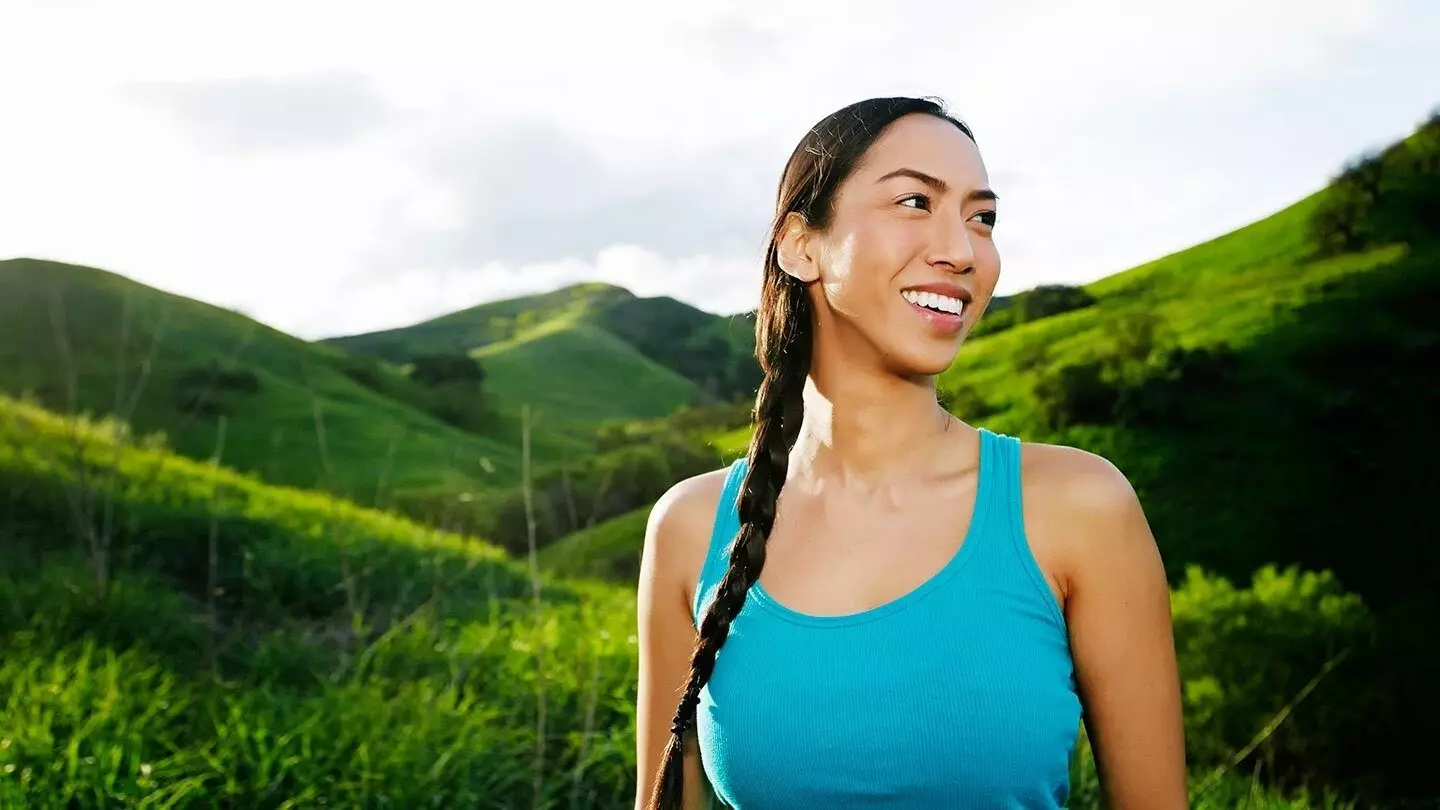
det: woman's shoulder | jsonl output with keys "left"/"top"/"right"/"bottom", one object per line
{"left": 639, "top": 463, "right": 740, "bottom": 618}
{"left": 1013, "top": 439, "right": 1158, "bottom": 598}
{"left": 1017, "top": 440, "right": 1141, "bottom": 518}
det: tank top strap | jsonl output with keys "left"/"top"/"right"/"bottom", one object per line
{"left": 974, "top": 428, "right": 1068, "bottom": 630}
{"left": 693, "top": 457, "right": 748, "bottom": 627}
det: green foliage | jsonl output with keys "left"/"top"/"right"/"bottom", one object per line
{"left": 462, "top": 435, "right": 727, "bottom": 558}
{"left": 1020, "top": 284, "right": 1098, "bottom": 322}
{"left": 408, "top": 351, "right": 486, "bottom": 388}
{"left": 1309, "top": 110, "right": 1439, "bottom": 256}
{"left": 539, "top": 507, "right": 652, "bottom": 583}
{"left": 1030, "top": 359, "right": 1116, "bottom": 429}
{"left": 172, "top": 361, "right": 262, "bottom": 419}
{"left": 967, "top": 286, "right": 1094, "bottom": 339}
{"left": 0, "top": 393, "right": 641, "bottom": 808}
{"left": 592, "top": 399, "right": 752, "bottom": 453}
{"left": 1169, "top": 566, "right": 1374, "bottom": 783}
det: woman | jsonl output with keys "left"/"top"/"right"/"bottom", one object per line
{"left": 634, "top": 96, "right": 1187, "bottom": 809}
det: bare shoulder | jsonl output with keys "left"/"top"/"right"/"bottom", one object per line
{"left": 1017, "top": 441, "right": 1158, "bottom": 601}
{"left": 638, "top": 465, "right": 736, "bottom": 622}
{"left": 1018, "top": 442, "right": 1188, "bottom": 807}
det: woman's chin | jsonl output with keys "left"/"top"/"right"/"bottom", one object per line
{"left": 887, "top": 344, "right": 963, "bottom": 379}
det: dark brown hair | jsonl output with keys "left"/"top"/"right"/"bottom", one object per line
{"left": 645, "top": 96, "right": 976, "bottom": 809}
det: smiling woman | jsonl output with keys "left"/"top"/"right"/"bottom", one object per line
{"left": 634, "top": 96, "right": 1188, "bottom": 810}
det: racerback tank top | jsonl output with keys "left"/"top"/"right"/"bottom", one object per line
{"left": 690, "top": 428, "right": 1082, "bottom": 809}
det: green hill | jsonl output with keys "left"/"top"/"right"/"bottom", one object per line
{"left": 321, "top": 281, "right": 636, "bottom": 363}
{"left": 0, "top": 262, "right": 754, "bottom": 533}
{"left": 0, "top": 391, "right": 641, "bottom": 808}
{"left": 323, "top": 281, "right": 760, "bottom": 408}
{"left": 0, "top": 258, "right": 554, "bottom": 501}
{"left": 471, "top": 311, "right": 700, "bottom": 431}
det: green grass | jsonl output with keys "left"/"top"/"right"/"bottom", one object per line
{"left": 0, "top": 392, "right": 1377, "bottom": 807}
{"left": 538, "top": 507, "right": 652, "bottom": 584}
{"left": 474, "top": 311, "right": 701, "bottom": 435}
{"left": 322, "top": 281, "right": 636, "bottom": 364}
{"left": 0, "top": 391, "right": 642, "bottom": 808}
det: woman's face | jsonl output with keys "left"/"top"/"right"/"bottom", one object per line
{"left": 787, "top": 113, "right": 1002, "bottom": 378}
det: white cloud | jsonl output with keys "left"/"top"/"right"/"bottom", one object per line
{"left": 0, "top": 0, "right": 1434, "bottom": 341}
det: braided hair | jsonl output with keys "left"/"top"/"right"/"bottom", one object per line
{"left": 645, "top": 96, "right": 976, "bottom": 809}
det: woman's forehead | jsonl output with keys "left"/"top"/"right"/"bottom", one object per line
{"left": 853, "top": 114, "right": 989, "bottom": 190}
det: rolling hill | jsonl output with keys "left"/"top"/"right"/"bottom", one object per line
{"left": 0, "top": 261, "right": 758, "bottom": 532}
{"left": 0, "top": 258, "right": 556, "bottom": 502}
{"left": 322, "top": 281, "right": 761, "bottom": 409}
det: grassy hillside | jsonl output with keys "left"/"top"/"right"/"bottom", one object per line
{"left": 473, "top": 311, "right": 700, "bottom": 431}
{"left": 0, "top": 392, "right": 641, "bottom": 808}
{"left": 0, "top": 392, "right": 1367, "bottom": 808}
{"left": 0, "top": 259, "right": 564, "bottom": 500}
{"left": 538, "top": 506, "right": 651, "bottom": 583}
{"left": 324, "top": 281, "right": 760, "bottom": 413}
{"left": 322, "top": 281, "right": 636, "bottom": 364}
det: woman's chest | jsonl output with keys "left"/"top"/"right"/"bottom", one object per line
{"left": 695, "top": 608, "right": 1082, "bottom": 809}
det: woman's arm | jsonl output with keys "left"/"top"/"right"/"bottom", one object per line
{"left": 1028, "top": 445, "right": 1189, "bottom": 809}
{"left": 634, "top": 472, "right": 726, "bottom": 810}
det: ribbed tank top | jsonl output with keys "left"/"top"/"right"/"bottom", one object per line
{"left": 691, "top": 428, "right": 1082, "bottom": 809}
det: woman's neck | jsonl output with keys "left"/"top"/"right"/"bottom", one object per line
{"left": 788, "top": 364, "right": 960, "bottom": 493}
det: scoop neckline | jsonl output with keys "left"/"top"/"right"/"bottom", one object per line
{"left": 746, "top": 427, "right": 996, "bottom": 628}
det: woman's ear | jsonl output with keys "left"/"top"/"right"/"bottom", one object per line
{"left": 776, "top": 212, "right": 821, "bottom": 283}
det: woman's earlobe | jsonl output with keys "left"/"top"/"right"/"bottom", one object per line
{"left": 776, "top": 213, "right": 821, "bottom": 283}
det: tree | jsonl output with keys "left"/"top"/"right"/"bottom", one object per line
{"left": 409, "top": 352, "right": 486, "bottom": 388}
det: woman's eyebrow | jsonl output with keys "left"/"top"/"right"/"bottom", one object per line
{"left": 875, "top": 167, "right": 998, "bottom": 203}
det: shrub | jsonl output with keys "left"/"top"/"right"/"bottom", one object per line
{"left": 1113, "top": 344, "right": 1241, "bottom": 429}
{"left": 1020, "top": 284, "right": 1097, "bottom": 321}
{"left": 409, "top": 352, "right": 486, "bottom": 388}
{"left": 1309, "top": 110, "right": 1440, "bottom": 256}
{"left": 172, "top": 362, "right": 261, "bottom": 417}
{"left": 1169, "top": 565, "right": 1376, "bottom": 786}
{"left": 1031, "top": 359, "right": 1116, "bottom": 429}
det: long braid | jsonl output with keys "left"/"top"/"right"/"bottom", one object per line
{"left": 644, "top": 95, "right": 974, "bottom": 809}
{"left": 646, "top": 270, "right": 811, "bottom": 810}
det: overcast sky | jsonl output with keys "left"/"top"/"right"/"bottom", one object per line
{"left": 1, "top": 0, "right": 1435, "bottom": 341}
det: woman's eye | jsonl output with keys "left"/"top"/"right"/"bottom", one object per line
{"left": 973, "top": 210, "right": 998, "bottom": 228}
{"left": 899, "top": 194, "right": 930, "bottom": 211}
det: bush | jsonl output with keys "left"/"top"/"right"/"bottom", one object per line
{"left": 409, "top": 352, "right": 486, "bottom": 388}
{"left": 1309, "top": 111, "right": 1440, "bottom": 256}
{"left": 1113, "top": 344, "right": 1241, "bottom": 428}
{"left": 172, "top": 361, "right": 261, "bottom": 417}
{"left": 1169, "top": 565, "right": 1376, "bottom": 787}
{"left": 1020, "top": 284, "right": 1097, "bottom": 321}
{"left": 403, "top": 435, "right": 724, "bottom": 558}
{"left": 1031, "top": 359, "right": 1116, "bottom": 429}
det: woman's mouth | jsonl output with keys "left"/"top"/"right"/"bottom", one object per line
{"left": 901, "top": 288, "right": 967, "bottom": 335}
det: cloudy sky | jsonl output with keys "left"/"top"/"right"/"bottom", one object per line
{"left": 1, "top": 0, "right": 1435, "bottom": 341}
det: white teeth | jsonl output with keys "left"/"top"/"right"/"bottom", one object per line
{"left": 903, "top": 289, "right": 965, "bottom": 316}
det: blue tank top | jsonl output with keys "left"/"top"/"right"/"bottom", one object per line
{"left": 691, "top": 428, "right": 1082, "bottom": 809}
